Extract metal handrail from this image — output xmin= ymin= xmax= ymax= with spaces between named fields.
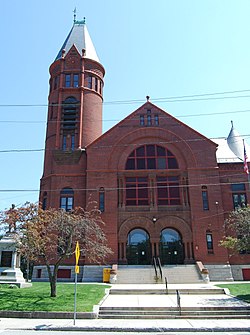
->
xmin=176 ymin=289 xmax=181 ymax=315
xmin=165 ymin=276 xmax=168 ymax=294
xmin=152 ymin=257 xmax=158 ymax=278
xmin=156 ymin=257 xmax=163 ymax=280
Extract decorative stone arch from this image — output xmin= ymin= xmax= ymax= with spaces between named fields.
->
xmin=155 ymin=216 xmax=192 ymax=240
xmin=119 ymin=216 xmax=154 ymax=243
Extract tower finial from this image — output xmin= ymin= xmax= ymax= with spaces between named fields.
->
xmin=73 ymin=7 xmax=77 ymax=23
xmin=231 ymin=120 xmax=234 ymax=128
xmin=83 ymin=17 xmax=86 ymax=24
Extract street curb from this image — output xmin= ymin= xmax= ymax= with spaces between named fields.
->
xmin=0 ymin=311 xmax=97 ymax=319
xmin=16 ymin=326 xmax=250 ymax=332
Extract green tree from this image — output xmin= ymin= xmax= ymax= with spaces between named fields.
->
xmin=0 ymin=203 xmax=112 ymax=297
xmin=220 ymin=206 xmax=250 ymax=254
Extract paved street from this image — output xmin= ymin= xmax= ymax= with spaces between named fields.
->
xmin=0 ymin=331 xmax=250 ymax=335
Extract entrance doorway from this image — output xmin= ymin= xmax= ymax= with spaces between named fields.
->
xmin=159 ymin=228 xmax=184 ymax=265
xmin=126 ymin=228 xmax=151 ymax=265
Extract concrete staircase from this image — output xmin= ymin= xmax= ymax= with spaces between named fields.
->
xmin=98 ymin=287 xmax=250 ymax=319
xmin=116 ymin=265 xmax=202 ymax=284
xmin=99 ymin=305 xmax=250 ymax=319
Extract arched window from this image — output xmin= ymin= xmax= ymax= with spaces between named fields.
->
xmin=62 ymin=97 xmax=78 ymax=150
xmin=125 ymin=144 xmax=178 ymax=170
xmin=128 ymin=228 xmax=149 ymax=245
xmin=60 ymin=188 xmax=74 ymax=211
xmin=99 ymin=187 xmax=105 ymax=212
xmin=202 ymin=186 xmax=209 ymax=210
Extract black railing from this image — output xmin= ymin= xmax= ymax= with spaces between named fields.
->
xmin=176 ymin=289 xmax=181 ymax=315
xmin=152 ymin=256 xmax=163 ymax=281
xmin=165 ymin=276 xmax=168 ymax=294
xmin=157 ymin=257 xmax=163 ymax=280
xmin=153 ymin=257 xmax=158 ymax=278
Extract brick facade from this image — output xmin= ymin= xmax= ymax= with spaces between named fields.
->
xmin=39 ymin=22 xmax=250 ymax=281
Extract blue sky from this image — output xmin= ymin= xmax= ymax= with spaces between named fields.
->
xmin=1 ymin=0 xmax=250 ymax=210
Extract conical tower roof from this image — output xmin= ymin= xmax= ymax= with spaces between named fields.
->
xmin=55 ymin=20 xmax=100 ymax=62
xmin=227 ymin=121 xmax=249 ymax=161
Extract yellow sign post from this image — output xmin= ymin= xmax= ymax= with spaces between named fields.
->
xmin=75 ymin=241 xmax=80 ymax=274
xmin=74 ymin=241 xmax=80 ymax=325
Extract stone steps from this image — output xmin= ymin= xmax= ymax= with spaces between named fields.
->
xmin=116 ymin=265 xmax=203 ymax=284
xmin=98 ymin=306 xmax=250 ymax=319
xmin=98 ymin=285 xmax=250 ymax=320
xmin=109 ymin=288 xmax=225 ymax=295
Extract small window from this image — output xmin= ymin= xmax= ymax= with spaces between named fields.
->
xmin=231 ymin=183 xmax=247 ymax=209
xmin=99 ymin=81 xmax=102 ymax=94
xmin=65 ymin=74 xmax=71 ymax=87
xmin=60 ymin=188 xmax=74 ymax=211
xmin=95 ymin=77 xmax=98 ymax=91
xmin=154 ymin=114 xmax=159 ymax=126
xmin=206 ymin=233 xmax=214 ymax=253
xmin=71 ymin=135 xmax=75 ymax=150
xmin=62 ymin=135 xmax=67 ymax=151
xmin=202 ymin=186 xmax=209 ymax=210
xmin=147 ymin=115 xmax=152 ymax=126
xmin=73 ymin=74 xmax=79 ymax=87
xmin=140 ymin=115 xmax=145 ymax=126
xmin=99 ymin=188 xmax=105 ymax=212
xmin=87 ymin=76 xmax=92 ymax=89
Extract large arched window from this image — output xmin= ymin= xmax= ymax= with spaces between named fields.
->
xmin=125 ymin=144 xmax=178 ymax=170
xmin=124 ymin=144 xmax=180 ymax=206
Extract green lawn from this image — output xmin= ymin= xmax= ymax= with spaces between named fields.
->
xmin=216 ymin=283 xmax=250 ymax=303
xmin=0 ymin=283 xmax=110 ymax=312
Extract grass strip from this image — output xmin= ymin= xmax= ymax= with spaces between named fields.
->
xmin=216 ymin=283 xmax=250 ymax=303
xmin=0 ymin=282 xmax=110 ymax=312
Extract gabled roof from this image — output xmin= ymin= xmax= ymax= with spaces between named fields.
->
xmin=55 ymin=20 xmax=100 ymax=62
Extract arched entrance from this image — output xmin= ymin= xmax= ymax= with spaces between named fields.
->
xmin=126 ymin=228 xmax=151 ymax=265
xmin=159 ymin=228 xmax=184 ymax=265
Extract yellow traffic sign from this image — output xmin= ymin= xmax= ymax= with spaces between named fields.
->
xmin=75 ymin=241 xmax=80 ymax=265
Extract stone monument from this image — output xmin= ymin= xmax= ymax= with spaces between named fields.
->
xmin=0 ymin=232 xmax=31 ymax=288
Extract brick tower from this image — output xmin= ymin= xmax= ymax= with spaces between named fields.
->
xmin=40 ymin=19 xmax=105 ymax=210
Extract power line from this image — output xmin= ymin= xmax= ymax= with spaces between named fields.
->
xmin=0 ymin=177 xmax=249 ymax=193
xmin=2 ymin=107 xmax=250 ymax=124
xmin=1 ymin=89 xmax=250 ymax=109
xmin=2 ymin=134 xmax=250 ymax=153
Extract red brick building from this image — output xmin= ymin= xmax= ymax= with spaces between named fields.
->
xmin=39 ymin=20 xmax=250 ymax=281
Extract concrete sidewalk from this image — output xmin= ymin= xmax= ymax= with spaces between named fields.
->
xmin=0 ymin=317 xmax=250 ymax=332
